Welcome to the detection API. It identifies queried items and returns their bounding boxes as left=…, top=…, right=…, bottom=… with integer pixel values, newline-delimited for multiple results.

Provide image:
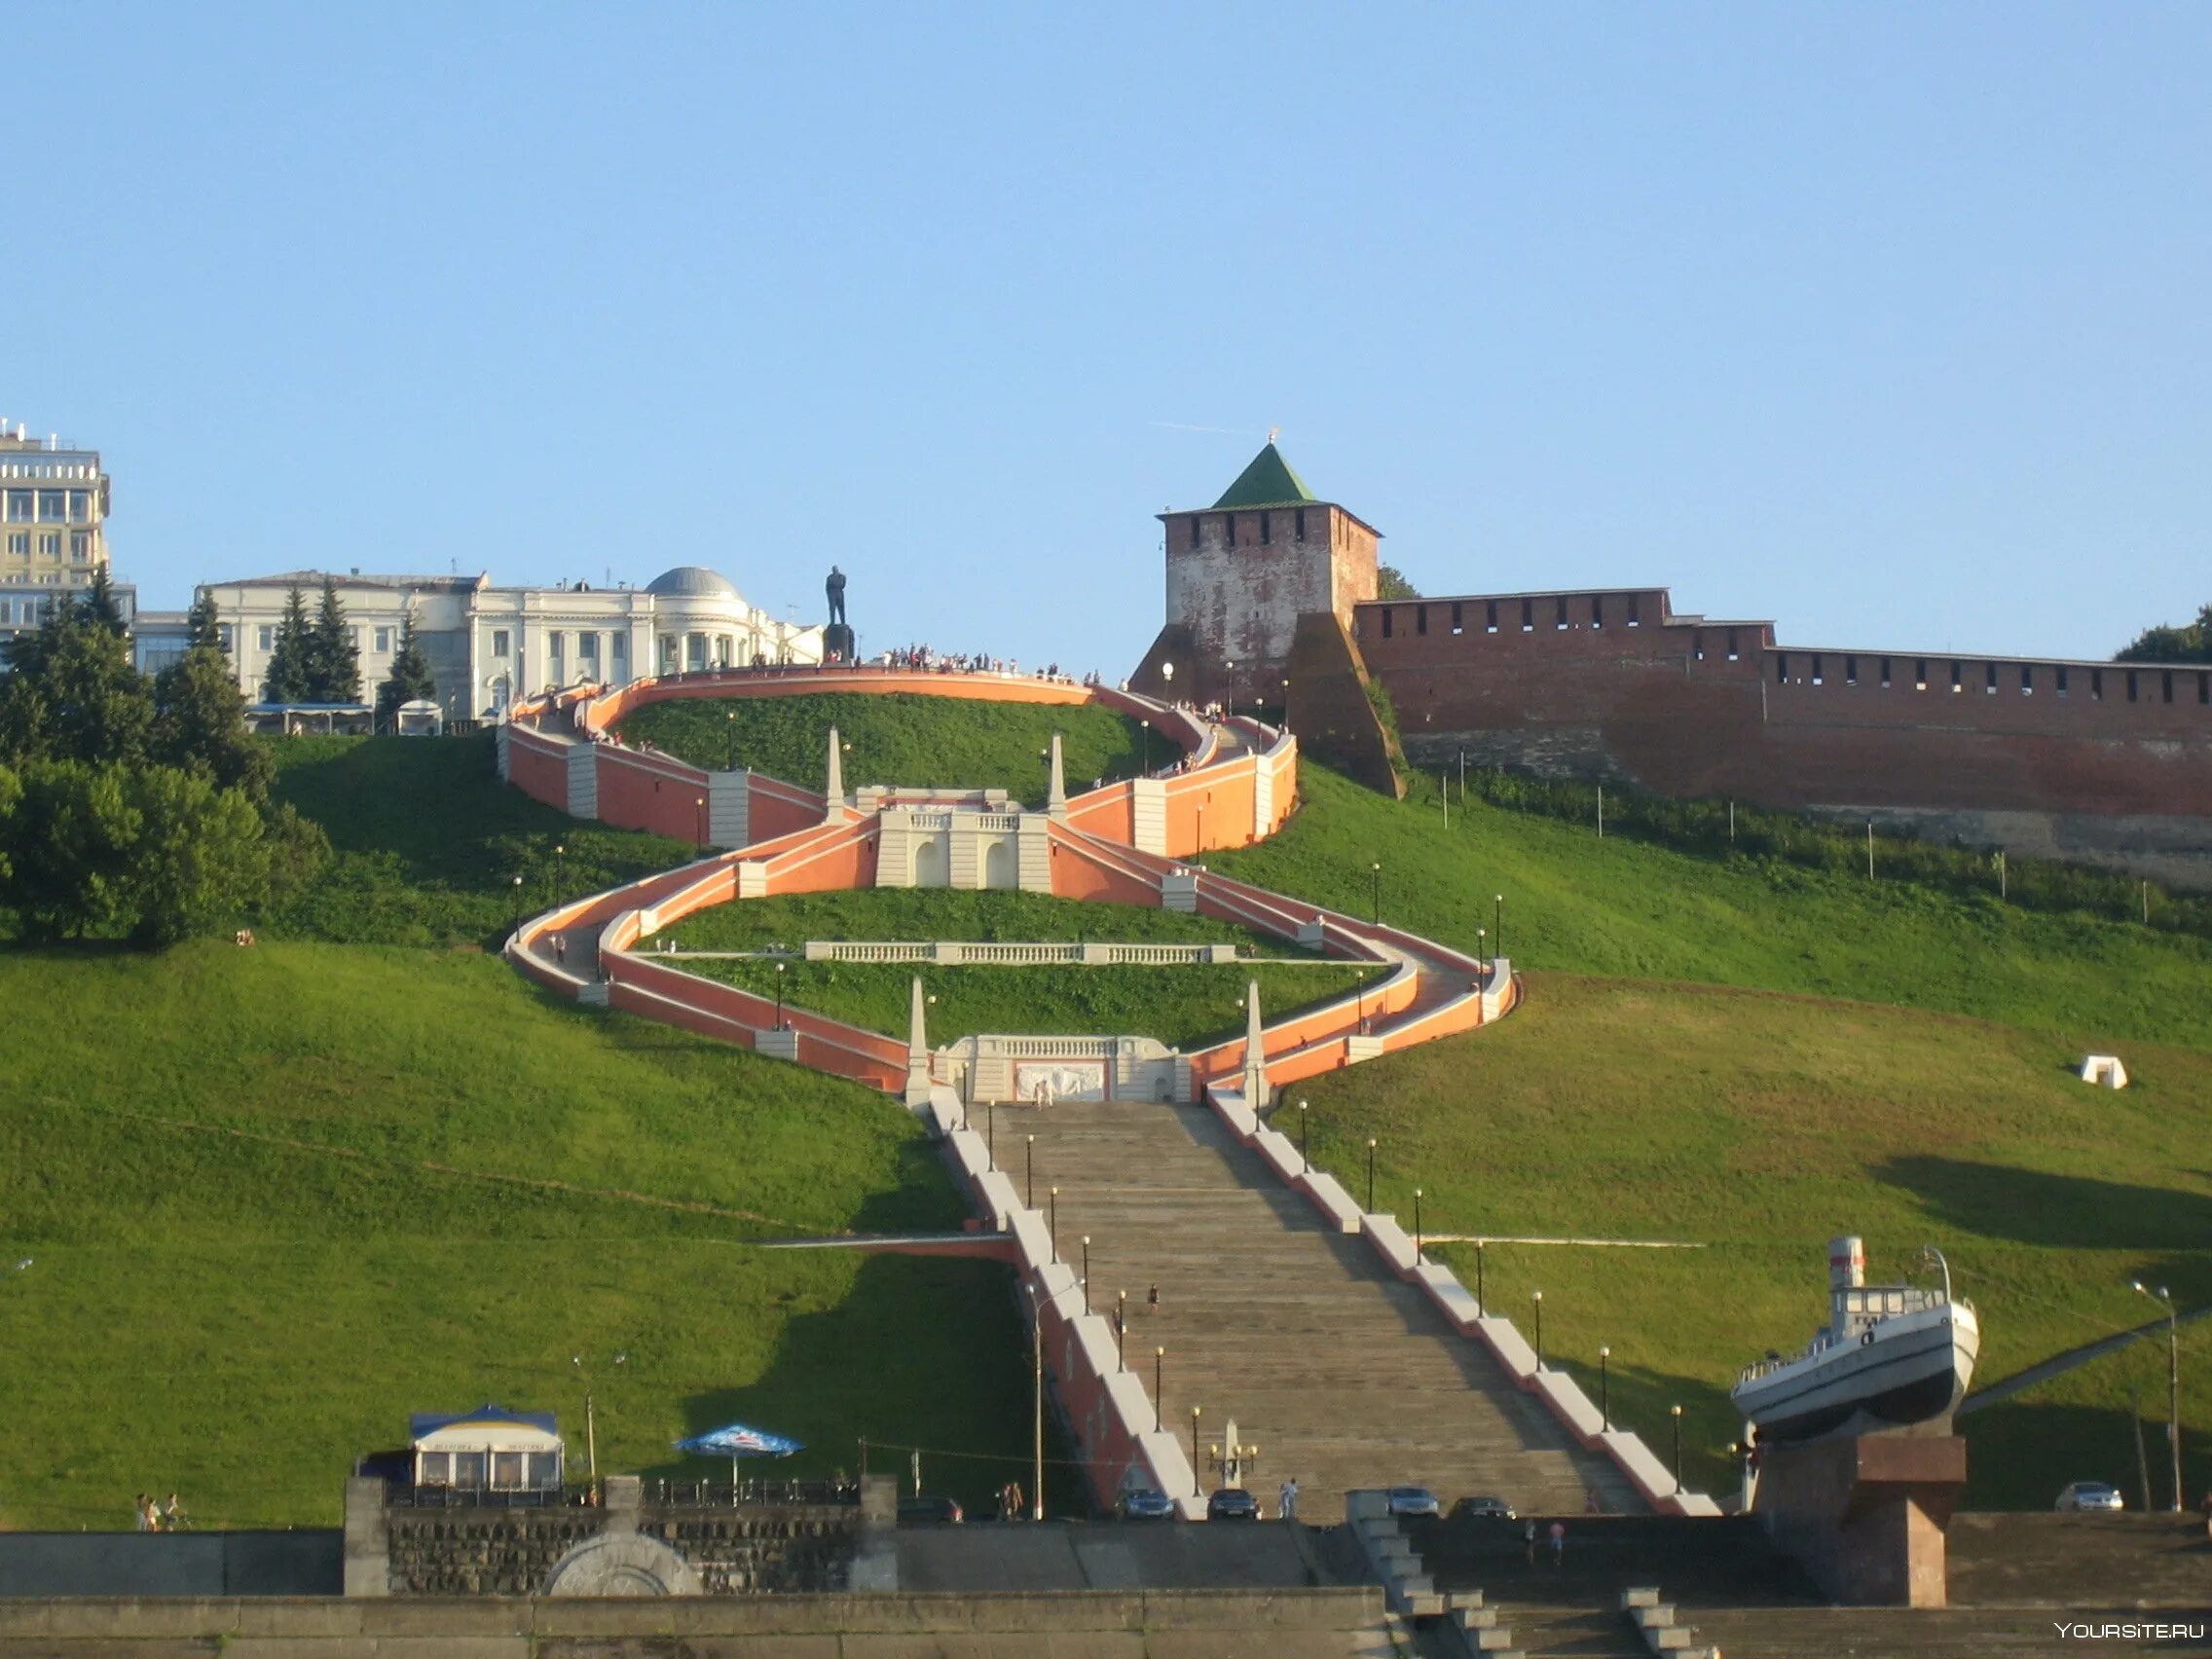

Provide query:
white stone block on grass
left=1298, top=1172, right=1364, bottom=1234
left=1361, top=1213, right=1418, bottom=1275
left=1476, top=1316, right=1539, bottom=1380
left=1416, top=1261, right=1482, bottom=1331
left=1533, top=1369, right=1606, bottom=1441
left=1253, top=1128, right=1303, bottom=1181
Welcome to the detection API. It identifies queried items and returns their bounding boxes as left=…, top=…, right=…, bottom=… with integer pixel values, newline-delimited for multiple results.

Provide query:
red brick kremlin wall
left=1348, top=587, right=2212, bottom=882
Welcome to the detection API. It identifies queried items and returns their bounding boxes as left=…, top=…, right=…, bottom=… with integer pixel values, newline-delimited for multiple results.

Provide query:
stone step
left=1013, top=1099, right=1632, bottom=1524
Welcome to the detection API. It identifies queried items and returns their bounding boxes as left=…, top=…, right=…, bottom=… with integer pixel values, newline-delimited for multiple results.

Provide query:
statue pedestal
left=824, top=622, right=855, bottom=663
left=1752, top=1433, right=1967, bottom=1606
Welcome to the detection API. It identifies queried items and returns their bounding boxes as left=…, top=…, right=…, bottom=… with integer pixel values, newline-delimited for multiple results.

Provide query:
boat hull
left=1734, top=1308, right=1978, bottom=1447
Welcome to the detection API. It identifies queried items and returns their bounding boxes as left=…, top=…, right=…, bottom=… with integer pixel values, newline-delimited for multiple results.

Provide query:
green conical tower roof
left=1211, top=443, right=1316, bottom=510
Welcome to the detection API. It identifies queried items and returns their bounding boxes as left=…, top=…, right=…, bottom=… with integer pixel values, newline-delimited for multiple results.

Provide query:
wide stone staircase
left=1012, top=1098, right=1636, bottom=1525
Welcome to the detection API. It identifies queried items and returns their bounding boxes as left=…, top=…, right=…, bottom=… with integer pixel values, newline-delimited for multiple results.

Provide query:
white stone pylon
left=904, top=975, right=934, bottom=1108
left=1047, top=732, right=1068, bottom=821
left=1241, top=978, right=1269, bottom=1111
left=824, top=724, right=844, bottom=821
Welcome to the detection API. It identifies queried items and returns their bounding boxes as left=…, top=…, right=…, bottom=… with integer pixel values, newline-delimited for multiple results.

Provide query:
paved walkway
left=1012, top=1096, right=1638, bottom=1524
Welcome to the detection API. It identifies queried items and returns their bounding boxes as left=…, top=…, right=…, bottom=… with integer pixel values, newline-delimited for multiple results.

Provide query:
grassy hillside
left=619, top=692, right=1147, bottom=805
left=1289, top=974, right=2212, bottom=1509
left=1215, top=764, right=2212, bottom=1053
left=0, top=942, right=1061, bottom=1529
left=266, top=734, right=688, bottom=947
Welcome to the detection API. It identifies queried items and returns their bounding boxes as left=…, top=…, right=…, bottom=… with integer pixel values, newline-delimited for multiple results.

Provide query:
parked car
left=1385, top=1486, right=1441, bottom=1518
left=1118, top=1486, right=1177, bottom=1521
left=2055, top=1482, right=2124, bottom=1513
left=897, top=1494, right=964, bottom=1525
left=1449, top=1494, right=1517, bottom=1521
left=1206, top=1487, right=1261, bottom=1522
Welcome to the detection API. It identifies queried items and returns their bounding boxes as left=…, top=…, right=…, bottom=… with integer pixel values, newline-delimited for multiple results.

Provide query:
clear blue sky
left=8, top=3, right=2207, bottom=669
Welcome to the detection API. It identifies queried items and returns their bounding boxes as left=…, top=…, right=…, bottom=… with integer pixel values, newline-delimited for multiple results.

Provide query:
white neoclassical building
left=197, top=565, right=824, bottom=719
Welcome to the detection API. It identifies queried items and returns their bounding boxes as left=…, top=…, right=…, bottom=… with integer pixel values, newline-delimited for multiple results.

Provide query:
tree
left=375, top=608, right=440, bottom=726
left=0, top=759, right=142, bottom=940
left=304, top=577, right=360, bottom=705
left=119, top=764, right=272, bottom=947
left=82, top=567, right=127, bottom=636
left=1376, top=565, right=1421, bottom=601
left=155, top=645, right=274, bottom=805
left=185, top=590, right=223, bottom=652
left=0, top=602, right=154, bottom=769
left=262, top=585, right=313, bottom=704
left=2115, top=605, right=2212, bottom=665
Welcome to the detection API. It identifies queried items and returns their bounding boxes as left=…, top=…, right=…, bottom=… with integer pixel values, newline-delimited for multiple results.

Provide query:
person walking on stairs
left=1278, top=1477, right=1299, bottom=1523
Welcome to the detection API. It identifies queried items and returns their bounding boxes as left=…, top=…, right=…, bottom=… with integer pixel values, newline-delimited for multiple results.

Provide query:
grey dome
left=645, top=565, right=739, bottom=599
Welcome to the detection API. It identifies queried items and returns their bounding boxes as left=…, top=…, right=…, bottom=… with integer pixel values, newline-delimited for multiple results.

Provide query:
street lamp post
left=1599, top=1346, right=1611, bottom=1431
left=571, top=1351, right=629, bottom=1502
left=1414, top=1188, right=1424, bottom=1265
left=1532, top=1290, right=1545, bottom=1368
left=1366, top=1138, right=1378, bottom=1214
left=695, top=795, right=707, bottom=850
left=773, top=961, right=786, bottom=1031
left=510, top=872, right=524, bottom=934
left=2134, top=1280, right=2184, bottom=1511
left=1494, top=895, right=1504, bottom=962
left=1191, top=1406, right=1201, bottom=1497
left=1475, top=1238, right=1486, bottom=1311
left=1025, top=1284, right=1047, bottom=1522
left=1081, top=1236, right=1090, bottom=1313
left=986, top=1097, right=995, bottom=1165
left=1370, top=862, right=1382, bottom=925
left=1026, top=1135, right=1035, bottom=1207
left=1049, top=1187, right=1059, bottom=1262
left=1140, top=719, right=1151, bottom=775
left=548, top=842, right=565, bottom=913
left=1117, top=1289, right=1127, bottom=1368
left=1476, top=928, right=1487, bottom=975
left=1298, top=1099, right=1309, bottom=1173
left=1154, top=1347, right=1164, bottom=1431
left=1671, top=1404, right=1684, bottom=1493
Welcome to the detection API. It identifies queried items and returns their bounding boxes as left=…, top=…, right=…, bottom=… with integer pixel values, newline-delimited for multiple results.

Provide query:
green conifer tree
left=375, top=608, right=441, bottom=726
left=304, top=577, right=360, bottom=704
left=82, top=567, right=127, bottom=636
left=185, top=591, right=224, bottom=652
left=261, top=586, right=313, bottom=705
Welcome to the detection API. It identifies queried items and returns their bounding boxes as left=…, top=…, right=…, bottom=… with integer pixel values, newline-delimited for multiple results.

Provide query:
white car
left=2055, top=1481, right=2124, bottom=1512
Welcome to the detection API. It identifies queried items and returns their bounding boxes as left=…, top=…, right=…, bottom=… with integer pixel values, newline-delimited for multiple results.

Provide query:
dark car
left=1119, top=1486, right=1177, bottom=1521
left=1449, top=1494, right=1517, bottom=1521
left=897, top=1494, right=964, bottom=1525
left=1206, top=1487, right=1261, bottom=1522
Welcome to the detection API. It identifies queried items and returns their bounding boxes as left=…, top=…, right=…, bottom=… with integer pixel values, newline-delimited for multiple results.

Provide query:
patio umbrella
left=674, top=1421, right=805, bottom=1489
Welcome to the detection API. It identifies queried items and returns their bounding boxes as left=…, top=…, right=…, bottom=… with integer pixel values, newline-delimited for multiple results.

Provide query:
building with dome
left=196, top=565, right=825, bottom=722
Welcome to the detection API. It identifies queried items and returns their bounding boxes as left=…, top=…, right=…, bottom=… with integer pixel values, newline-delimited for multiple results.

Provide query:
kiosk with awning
left=409, top=1404, right=564, bottom=1493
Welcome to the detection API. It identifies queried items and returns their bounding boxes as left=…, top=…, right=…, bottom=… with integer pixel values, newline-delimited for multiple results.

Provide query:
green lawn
left=1287, top=973, right=2212, bottom=1509
left=649, top=887, right=1306, bottom=955
left=618, top=692, right=1148, bottom=806
left=1215, top=764, right=2212, bottom=1053
left=0, top=941, right=1062, bottom=1529
left=646, top=887, right=1376, bottom=1051
left=265, top=734, right=688, bottom=947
